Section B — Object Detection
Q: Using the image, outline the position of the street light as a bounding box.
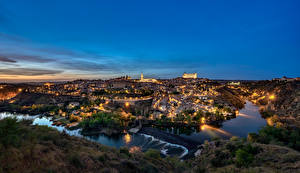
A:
[269,95,275,100]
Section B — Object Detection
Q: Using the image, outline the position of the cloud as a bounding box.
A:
[0,54,54,63]
[58,59,120,72]
[0,56,17,63]
[0,68,63,76]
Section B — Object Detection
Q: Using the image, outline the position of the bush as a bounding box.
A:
[68,153,85,168]
[79,112,124,131]
[254,126,300,151]
[211,150,230,167]
[260,110,274,118]
[0,118,22,148]
[230,136,239,142]
[120,147,130,157]
[145,149,161,159]
[235,149,254,167]
[247,133,259,142]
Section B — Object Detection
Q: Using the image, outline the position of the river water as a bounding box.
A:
[0,101,266,158]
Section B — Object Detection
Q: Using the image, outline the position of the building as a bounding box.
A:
[139,73,158,83]
[228,81,240,85]
[182,73,197,79]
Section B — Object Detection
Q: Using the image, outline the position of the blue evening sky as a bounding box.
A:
[0,0,299,82]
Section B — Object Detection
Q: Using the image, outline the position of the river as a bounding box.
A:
[0,101,266,158]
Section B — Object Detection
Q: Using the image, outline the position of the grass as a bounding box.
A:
[1,117,299,173]
[193,138,300,173]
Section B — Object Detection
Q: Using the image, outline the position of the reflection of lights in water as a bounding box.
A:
[129,146,141,153]
[238,113,253,119]
[123,133,131,144]
[200,125,231,136]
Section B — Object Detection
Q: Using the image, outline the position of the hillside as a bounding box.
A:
[1,118,300,173]
[0,118,187,173]
[191,138,300,173]
[246,80,300,127]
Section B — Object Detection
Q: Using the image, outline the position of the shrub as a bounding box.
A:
[235,149,254,167]
[230,136,239,141]
[145,149,161,159]
[211,150,230,167]
[119,147,130,157]
[254,126,300,151]
[68,153,84,168]
[0,118,22,148]
[247,133,259,142]
[97,154,106,162]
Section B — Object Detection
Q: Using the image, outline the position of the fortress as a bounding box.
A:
[182,73,197,79]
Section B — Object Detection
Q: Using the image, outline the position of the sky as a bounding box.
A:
[0,0,299,82]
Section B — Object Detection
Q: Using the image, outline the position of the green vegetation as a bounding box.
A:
[79,112,126,132]
[248,126,300,151]
[0,117,189,173]
[0,118,22,148]
[145,149,161,159]
[259,110,275,118]
[193,138,300,172]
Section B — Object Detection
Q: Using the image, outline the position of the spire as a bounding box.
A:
[141,72,144,80]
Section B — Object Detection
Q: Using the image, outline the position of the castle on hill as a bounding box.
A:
[182,73,197,79]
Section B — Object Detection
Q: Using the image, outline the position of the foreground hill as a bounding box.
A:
[1,118,300,173]
[191,138,300,173]
[0,118,187,173]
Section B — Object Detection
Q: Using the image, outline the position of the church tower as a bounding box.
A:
[140,72,144,80]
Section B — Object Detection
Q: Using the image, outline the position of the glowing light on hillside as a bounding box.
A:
[124,133,131,144]
[201,117,205,123]
[125,102,130,107]
[269,95,275,100]
[235,110,239,115]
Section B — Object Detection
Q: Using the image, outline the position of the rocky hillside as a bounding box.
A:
[246,80,300,127]
[191,138,300,173]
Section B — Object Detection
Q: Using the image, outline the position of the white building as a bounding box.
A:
[182,73,197,79]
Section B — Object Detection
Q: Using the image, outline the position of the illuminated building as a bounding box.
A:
[228,81,240,85]
[182,73,197,79]
[139,72,158,83]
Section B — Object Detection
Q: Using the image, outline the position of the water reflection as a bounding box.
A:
[177,101,267,143]
[123,133,131,144]
[0,101,265,158]
[0,112,187,158]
